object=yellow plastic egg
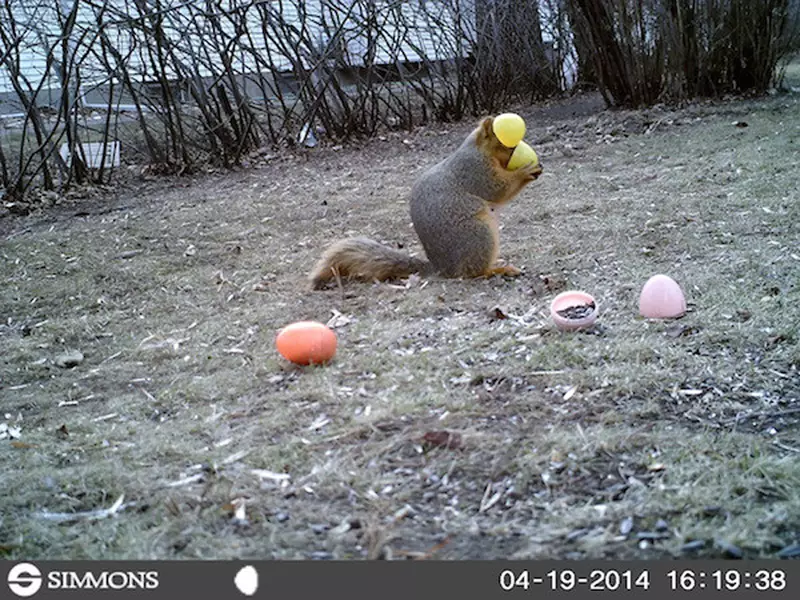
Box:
[492,113,526,148]
[506,141,539,171]
[275,321,337,365]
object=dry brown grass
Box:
[1,84,798,560]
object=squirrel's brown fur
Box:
[309,116,542,289]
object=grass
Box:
[0,84,798,560]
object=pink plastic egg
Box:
[550,290,599,331]
[639,274,687,318]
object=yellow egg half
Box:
[275,321,337,365]
[492,113,526,148]
[506,141,539,171]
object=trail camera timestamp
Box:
[498,567,791,595]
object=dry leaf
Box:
[490,306,508,320]
[767,334,789,347]
[11,441,37,449]
[620,516,635,535]
[666,323,700,338]
[231,497,248,523]
[55,350,84,368]
[326,309,352,329]
[541,274,567,293]
[164,496,181,517]
[479,482,502,513]
[422,430,463,450]
[390,504,415,523]
[395,536,452,560]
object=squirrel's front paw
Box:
[520,162,543,181]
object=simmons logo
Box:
[7,563,159,596]
[7,563,42,597]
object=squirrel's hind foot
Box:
[485,264,522,278]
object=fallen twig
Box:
[772,441,800,453]
[34,494,131,522]
[725,407,800,425]
[165,473,205,488]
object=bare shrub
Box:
[0,0,574,205]
[566,0,800,107]
[0,0,117,205]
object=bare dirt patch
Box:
[1,90,799,560]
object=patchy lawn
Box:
[1,86,798,560]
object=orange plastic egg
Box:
[275,321,337,365]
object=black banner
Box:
[2,560,796,599]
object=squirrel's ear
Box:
[480,117,494,138]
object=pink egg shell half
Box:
[639,274,687,318]
[550,290,598,331]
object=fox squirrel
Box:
[309,116,543,289]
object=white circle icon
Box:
[7,563,43,598]
[234,565,258,596]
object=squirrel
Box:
[309,116,543,289]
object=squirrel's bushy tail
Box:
[309,237,429,289]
